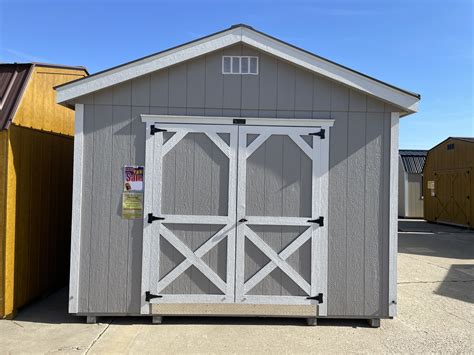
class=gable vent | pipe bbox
[222,56,258,75]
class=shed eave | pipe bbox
[55,25,420,113]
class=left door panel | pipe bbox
[141,124,238,311]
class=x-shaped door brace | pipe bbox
[162,130,231,157]
[246,133,314,159]
[157,224,231,294]
[243,225,312,295]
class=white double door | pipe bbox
[142,122,328,314]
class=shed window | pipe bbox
[447,143,455,150]
[222,56,258,75]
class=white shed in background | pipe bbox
[398,150,427,218]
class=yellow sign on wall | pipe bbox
[122,192,143,219]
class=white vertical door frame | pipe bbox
[235,125,331,311]
[69,104,84,313]
[140,122,159,314]
[314,127,330,316]
[141,123,238,309]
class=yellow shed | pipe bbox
[423,137,474,229]
[0,63,88,317]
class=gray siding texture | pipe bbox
[77,43,396,317]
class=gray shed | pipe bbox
[56,24,420,326]
[398,150,427,218]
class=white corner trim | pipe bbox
[69,104,84,314]
[389,112,399,317]
[140,114,335,127]
[56,26,419,113]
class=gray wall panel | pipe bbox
[258,53,278,110]
[346,112,366,316]
[204,51,223,109]
[364,112,384,315]
[294,68,313,111]
[186,57,206,108]
[76,43,394,317]
[168,64,187,108]
[327,112,348,316]
[107,105,131,312]
[277,61,295,111]
[132,76,150,107]
[113,82,132,106]
[150,70,169,107]
[88,104,113,312]
[330,83,349,112]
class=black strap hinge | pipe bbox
[150,125,167,135]
[147,213,165,224]
[309,129,325,139]
[306,293,323,303]
[307,216,324,226]
[233,119,246,124]
[145,291,162,302]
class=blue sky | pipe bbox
[1,0,472,149]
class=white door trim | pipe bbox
[141,114,335,128]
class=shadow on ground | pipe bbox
[399,219,474,304]
[398,219,474,259]
[433,264,474,304]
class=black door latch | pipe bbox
[307,216,324,226]
[239,218,248,223]
[147,213,165,224]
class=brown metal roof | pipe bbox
[452,137,474,143]
[0,63,88,130]
[0,64,33,130]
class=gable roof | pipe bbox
[399,150,427,174]
[55,24,420,114]
[0,63,88,130]
[428,137,474,152]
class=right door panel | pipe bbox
[235,126,328,315]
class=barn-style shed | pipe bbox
[0,63,88,317]
[398,150,427,218]
[56,24,420,326]
[424,137,474,229]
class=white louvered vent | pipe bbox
[222,56,258,75]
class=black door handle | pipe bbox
[239,218,248,223]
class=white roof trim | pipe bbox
[56,26,419,113]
